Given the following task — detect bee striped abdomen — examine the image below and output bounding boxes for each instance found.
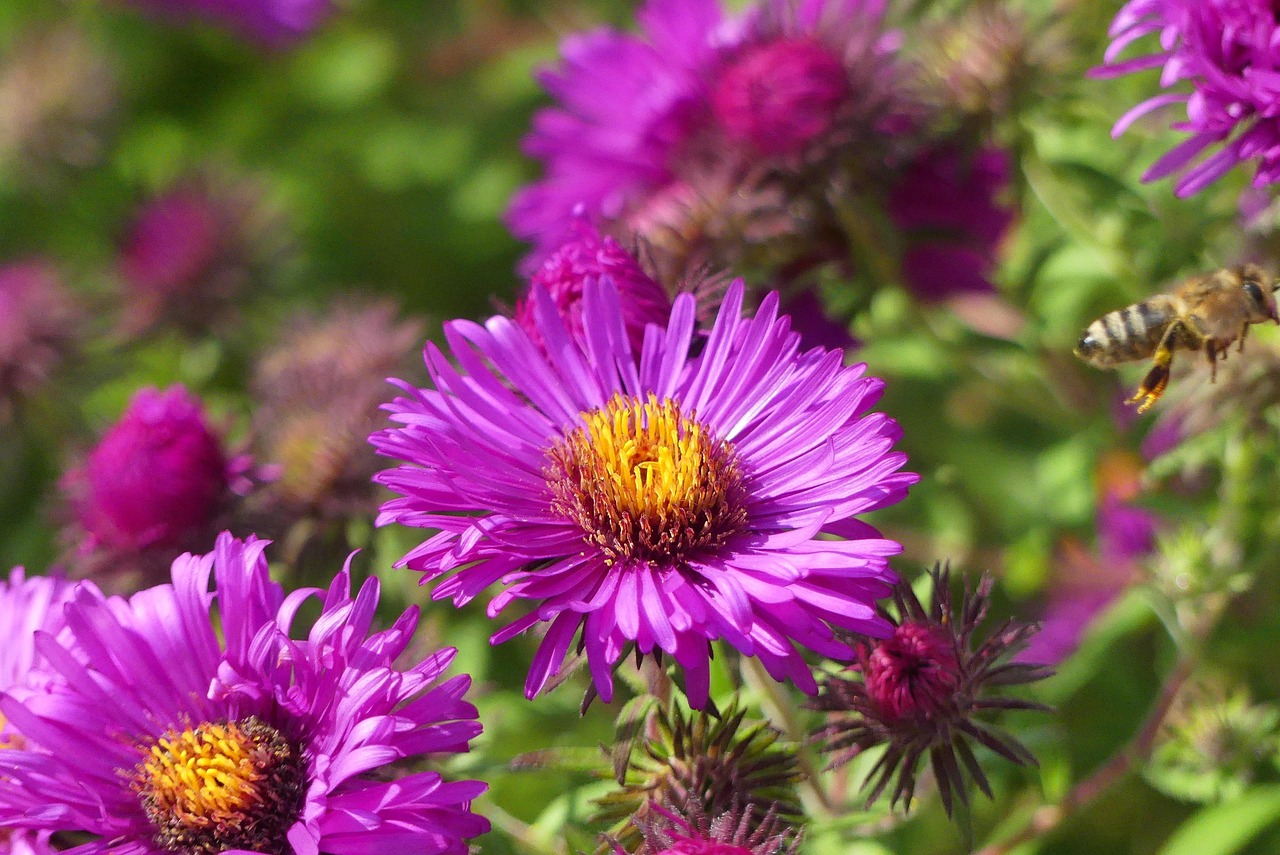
[1075,299,1173,368]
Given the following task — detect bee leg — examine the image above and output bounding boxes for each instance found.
[1127,324,1181,413]
[1238,323,1249,353]
[1207,339,1219,382]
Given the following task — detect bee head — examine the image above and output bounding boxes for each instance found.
[1239,264,1280,324]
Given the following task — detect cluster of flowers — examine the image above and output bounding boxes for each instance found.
[0,211,1054,851]
[22,0,1273,847]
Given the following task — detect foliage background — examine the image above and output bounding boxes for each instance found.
[5,0,1280,853]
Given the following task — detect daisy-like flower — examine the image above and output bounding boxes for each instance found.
[0,532,489,854]
[1093,0,1280,196]
[813,564,1051,817]
[505,0,904,266]
[0,569,75,855]
[373,279,916,707]
[887,144,1014,302]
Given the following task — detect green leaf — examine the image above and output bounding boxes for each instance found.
[1159,785,1280,855]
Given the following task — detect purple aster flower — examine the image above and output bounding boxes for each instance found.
[0,259,78,415]
[119,0,331,45]
[0,570,74,855]
[887,144,1015,302]
[505,0,904,266]
[506,0,732,264]
[115,181,279,335]
[118,189,222,300]
[0,532,489,853]
[1093,0,1280,196]
[514,218,673,355]
[64,386,239,557]
[372,278,916,708]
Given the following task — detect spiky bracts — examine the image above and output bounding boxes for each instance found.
[812,563,1052,816]
[595,699,801,852]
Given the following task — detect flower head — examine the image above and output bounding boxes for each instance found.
[0,259,78,415]
[887,144,1014,301]
[116,181,279,335]
[0,533,489,853]
[0,570,75,855]
[595,700,800,852]
[515,219,672,354]
[373,279,915,707]
[1093,0,1280,196]
[506,0,905,267]
[813,563,1051,816]
[64,386,236,558]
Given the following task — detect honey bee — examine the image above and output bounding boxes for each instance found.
[1074,264,1280,413]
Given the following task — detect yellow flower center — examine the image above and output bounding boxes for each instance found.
[133,716,306,855]
[547,393,748,565]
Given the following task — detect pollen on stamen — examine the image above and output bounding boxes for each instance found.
[546,393,749,566]
[132,715,306,855]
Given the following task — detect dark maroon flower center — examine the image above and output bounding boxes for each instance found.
[864,621,961,722]
[710,37,849,157]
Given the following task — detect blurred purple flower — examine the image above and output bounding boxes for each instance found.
[506,0,902,266]
[118,190,221,300]
[710,36,850,157]
[0,533,489,853]
[514,219,672,354]
[373,280,915,708]
[887,144,1014,301]
[0,260,78,414]
[64,386,236,555]
[1093,0,1280,196]
[120,0,332,45]
[1019,454,1159,666]
[0,569,74,855]
[115,182,279,335]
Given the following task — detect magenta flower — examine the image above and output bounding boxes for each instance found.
[0,533,488,853]
[0,260,78,413]
[710,36,850,157]
[65,386,234,554]
[373,279,916,708]
[887,144,1014,301]
[514,219,672,355]
[1093,0,1280,196]
[118,189,222,300]
[506,0,901,265]
[119,0,331,45]
[0,569,74,855]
